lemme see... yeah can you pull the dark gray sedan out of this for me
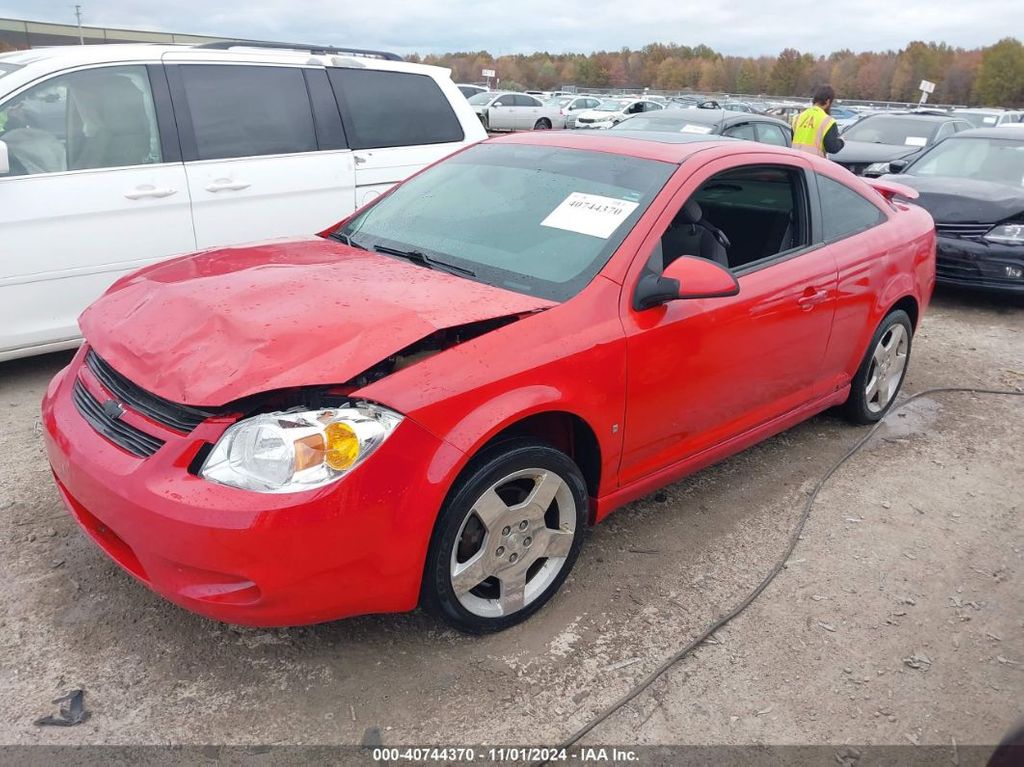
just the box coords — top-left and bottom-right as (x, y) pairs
(609, 109), (792, 147)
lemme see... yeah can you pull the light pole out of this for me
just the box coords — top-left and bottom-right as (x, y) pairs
(74, 5), (84, 45)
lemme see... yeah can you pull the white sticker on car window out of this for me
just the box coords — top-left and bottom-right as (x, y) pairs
(540, 192), (640, 239)
(680, 124), (713, 134)
(983, 116), (998, 124)
(905, 136), (928, 146)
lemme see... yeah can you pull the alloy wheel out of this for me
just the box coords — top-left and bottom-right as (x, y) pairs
(449, 468), (576, 618)
(865, 323), (909, 414)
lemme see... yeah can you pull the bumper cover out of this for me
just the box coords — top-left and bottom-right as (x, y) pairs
(42, 349), (458, 626)
(935, 236), (1024, 294)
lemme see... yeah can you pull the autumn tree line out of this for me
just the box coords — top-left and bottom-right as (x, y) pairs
(412, 38), (1024, 107)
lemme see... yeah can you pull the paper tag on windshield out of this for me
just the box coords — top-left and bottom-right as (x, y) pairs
(541, 192), (640, 239)
(904, 136), (927, 147)
(680, 124), (713, 134)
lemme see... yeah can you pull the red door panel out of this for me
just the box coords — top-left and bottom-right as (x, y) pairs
(616, 154), (838, 487)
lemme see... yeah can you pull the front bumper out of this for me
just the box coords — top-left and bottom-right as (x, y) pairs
(42, 347), (458, 626)
(935, 235), (1024, 294)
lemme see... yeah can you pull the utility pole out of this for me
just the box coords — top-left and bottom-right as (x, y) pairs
(74, 5), (84, 45)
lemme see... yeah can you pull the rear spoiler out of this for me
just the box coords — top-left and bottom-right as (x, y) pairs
(863, 177), (919, 202)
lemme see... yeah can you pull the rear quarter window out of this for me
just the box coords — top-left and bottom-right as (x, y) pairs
(816, 174), (886, 242)
(329, 68), (464, 150)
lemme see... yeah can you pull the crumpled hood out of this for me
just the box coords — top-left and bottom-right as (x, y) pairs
(878, 174), (1024, 224)
(79, 237), (554, 406)
(829, 141), (923, 164)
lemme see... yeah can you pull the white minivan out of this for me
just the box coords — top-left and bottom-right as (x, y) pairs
(0, 42), (487, 361)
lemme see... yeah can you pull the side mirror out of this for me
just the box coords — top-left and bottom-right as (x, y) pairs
(888, 159), (909, 174)
(633, 256), (740, 311)
(0, 140), (9, 175)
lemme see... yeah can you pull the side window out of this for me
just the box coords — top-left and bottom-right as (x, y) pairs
(934, 122), (955, 141)
(179, 65), (316, 160)
(329, 68), (464, 150)
(756, 123), (790, 147)
(723, 123), (756, 141)
(652, 165), (809, 274)
(646, 102), (664, 111)
(0, 65), (161, 177)
(816, 174), (886, 242)
(493, 95), (513, 107)
(515, 95), (540, 107)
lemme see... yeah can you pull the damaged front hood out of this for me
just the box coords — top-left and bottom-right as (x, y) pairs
(79, 237), (554, 406)
(879, 174), (1024, 224)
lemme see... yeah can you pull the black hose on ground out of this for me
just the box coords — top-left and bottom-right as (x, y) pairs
(549, 386), (1024, 754)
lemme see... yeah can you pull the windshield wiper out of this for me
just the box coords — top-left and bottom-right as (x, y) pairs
(329, 231), (369, 250)
(372, 245), (476, 277)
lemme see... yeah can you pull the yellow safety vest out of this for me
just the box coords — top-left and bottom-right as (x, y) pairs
(792, 106), (836, 157)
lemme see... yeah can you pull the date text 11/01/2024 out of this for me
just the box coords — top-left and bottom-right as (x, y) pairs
(370, 747), (640, 762)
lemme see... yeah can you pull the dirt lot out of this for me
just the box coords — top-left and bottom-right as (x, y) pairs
(1, 288), (1022, 757)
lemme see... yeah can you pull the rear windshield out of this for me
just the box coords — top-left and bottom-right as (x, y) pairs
(843, 116), (940, 147)
(467, 92), (497, 105)
(333, 143), (675, 302)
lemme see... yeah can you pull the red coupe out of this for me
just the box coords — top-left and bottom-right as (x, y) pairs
(42, 132), (935, 633)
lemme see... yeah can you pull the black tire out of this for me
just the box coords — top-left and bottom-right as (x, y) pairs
(533, 118), (552, 130)
(421, 439), (588, 634)
(842, 309), (913, 424)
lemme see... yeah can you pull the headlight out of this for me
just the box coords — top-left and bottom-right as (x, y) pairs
(984, 223), (1024, 245)
(865, 162), (892, 175)
(200, 404), (402, 493)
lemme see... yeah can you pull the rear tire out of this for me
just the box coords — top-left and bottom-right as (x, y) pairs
(421, 439), (587, 634)
(842, 309), (913, 424)
(534, 118), (552, 130)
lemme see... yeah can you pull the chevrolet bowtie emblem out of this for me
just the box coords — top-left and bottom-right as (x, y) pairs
(102, 400), (125, 420)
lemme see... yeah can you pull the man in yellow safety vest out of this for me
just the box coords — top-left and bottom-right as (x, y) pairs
(792, 85), (845, 158)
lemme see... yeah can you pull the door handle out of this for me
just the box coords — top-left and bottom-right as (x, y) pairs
(124, 185), (178, 200)
(797, 287), (830, 310)
(204, 179), (251, 192)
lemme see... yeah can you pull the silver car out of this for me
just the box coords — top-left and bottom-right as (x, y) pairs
(467, 91), (564, 131)
(547, 95), (603, 128)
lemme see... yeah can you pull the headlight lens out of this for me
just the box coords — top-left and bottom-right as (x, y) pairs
(984, 223), (1024, 245)
(866, 162), (892, 175)
(200, 404), (402, 493)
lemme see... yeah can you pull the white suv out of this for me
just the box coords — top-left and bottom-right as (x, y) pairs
(0, 42), (486, 361)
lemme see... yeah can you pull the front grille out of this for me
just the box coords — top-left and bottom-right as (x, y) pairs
(85, 349), (214, 433)
(73, 380), (165, 458)
(935, 223), (992, 240)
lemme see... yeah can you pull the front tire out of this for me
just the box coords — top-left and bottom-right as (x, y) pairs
(422, 440), (587, 634)
(843, 309), (913, 424)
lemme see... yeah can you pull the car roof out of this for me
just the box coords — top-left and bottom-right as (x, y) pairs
(0, 42), (447, 78)
(485, 129), (786, 164)
(944, 126), (1024, 139)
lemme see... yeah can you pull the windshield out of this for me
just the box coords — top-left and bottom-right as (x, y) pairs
(596, 99), (629, 112)
(332, 143), (674, 301)
(906, 136), (1024, 187)
(955, 111), (1001, 128)
(467, 92), (497, 106)
(843, 116), (939, 146)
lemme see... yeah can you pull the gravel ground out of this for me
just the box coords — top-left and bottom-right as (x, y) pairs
(0, 287), (1021, 757)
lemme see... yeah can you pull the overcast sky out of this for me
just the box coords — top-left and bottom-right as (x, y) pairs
(2, 0), (1020, 57)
